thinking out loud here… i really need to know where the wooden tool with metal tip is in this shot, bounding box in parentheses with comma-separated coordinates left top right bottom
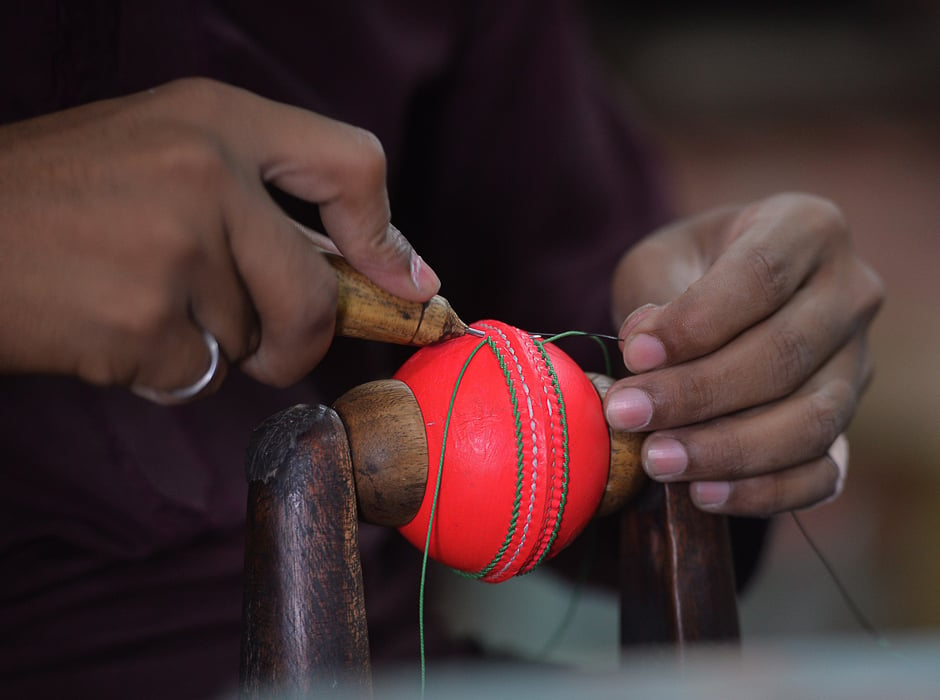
(325, 253, 484, 345)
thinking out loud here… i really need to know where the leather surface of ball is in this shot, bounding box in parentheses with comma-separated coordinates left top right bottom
(395, 320, 610, 583)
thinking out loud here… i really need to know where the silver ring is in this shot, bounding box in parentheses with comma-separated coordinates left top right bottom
(132, 329, 220, 405)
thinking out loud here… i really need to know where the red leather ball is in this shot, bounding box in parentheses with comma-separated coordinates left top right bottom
(395, 320, 610, 583)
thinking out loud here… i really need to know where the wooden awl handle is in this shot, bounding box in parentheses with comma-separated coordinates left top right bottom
(326, 253, 476, 345)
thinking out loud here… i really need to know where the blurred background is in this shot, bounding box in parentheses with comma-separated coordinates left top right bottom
(433, 0, 940, 666)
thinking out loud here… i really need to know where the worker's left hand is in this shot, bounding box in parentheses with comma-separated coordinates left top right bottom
(604, 193, 884, 517)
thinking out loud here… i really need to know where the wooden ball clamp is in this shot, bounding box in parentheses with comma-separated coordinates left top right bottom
(239, 372, 740, 698)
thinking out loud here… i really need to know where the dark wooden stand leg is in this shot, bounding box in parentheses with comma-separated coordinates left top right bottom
(240, 404, 372, 698)
(619, 482, 740, 653)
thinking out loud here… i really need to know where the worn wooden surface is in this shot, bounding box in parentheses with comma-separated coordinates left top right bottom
(619, 481, 740, 650)
(240, 404, 372, 698)
(239, 389, 739, 696)
(334, 379, 428, 526)
(585, 372, 649, 517)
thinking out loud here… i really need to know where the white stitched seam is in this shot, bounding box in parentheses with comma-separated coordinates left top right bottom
(523, 338, 561, 572)
(482, 324, 539, 580)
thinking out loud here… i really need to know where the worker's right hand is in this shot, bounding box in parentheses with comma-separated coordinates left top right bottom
(0, 78, 440, 399)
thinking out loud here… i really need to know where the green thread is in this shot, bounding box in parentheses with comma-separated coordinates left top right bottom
(419, 338, 487, 696)
(541, 330, 614, 377)
(528, 339, 570, 572)
(471, 336, 527, 580)
(791, 512, 891, 648)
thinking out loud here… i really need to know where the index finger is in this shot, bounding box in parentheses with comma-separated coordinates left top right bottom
(253, 101, 441, 302)
(621, 194, 846, 373)
(175, 79, 441, 303)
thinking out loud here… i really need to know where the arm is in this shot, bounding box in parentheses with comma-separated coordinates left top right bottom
(0, 77, 440, 398)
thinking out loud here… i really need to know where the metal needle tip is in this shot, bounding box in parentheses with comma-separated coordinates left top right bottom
(464, 326, 486, 338)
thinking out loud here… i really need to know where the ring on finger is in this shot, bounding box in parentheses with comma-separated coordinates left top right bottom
(132, 328, 220, 405)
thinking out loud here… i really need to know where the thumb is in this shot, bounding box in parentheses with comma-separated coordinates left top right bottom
(328, 218, 441, 304)
(273, 119, 439, 302)
(219, 86, 441, 303)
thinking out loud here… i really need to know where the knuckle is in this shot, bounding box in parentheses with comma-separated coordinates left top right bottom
(803, 386, 848, 454)
(117, 293, 175, 345)
(766, 477, 786, 517)
(664, 297, 722, 356)
(369, 222, 412, 266)
(692, 419, 751, 479)
(822, 456, 841, 496)
(715, 426, 751, 480)
(746, 475, 785, 518)
(160, 77, 230, 115)
(853, 262, 886, 319)
(769, 193, 848, 238)
(801, 194, 847, 233)
(345, 127, 387, 185)
(145, 217, 206, 277)
(723, 440, 753, 481)
(670, 371, 717, 424)
(766, 326, 813, 394)
(154, 130, 229, 189)
(742, 244, 788, 307)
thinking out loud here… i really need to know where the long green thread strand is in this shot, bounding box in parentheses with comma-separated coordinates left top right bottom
(529, 340, 570, 571)
(419, 338, 487, 697)
(472, 338, 527, 580)
(790, 512, 892, 649)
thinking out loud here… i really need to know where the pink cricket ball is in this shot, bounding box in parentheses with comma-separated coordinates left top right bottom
(395, 320, 610, 583)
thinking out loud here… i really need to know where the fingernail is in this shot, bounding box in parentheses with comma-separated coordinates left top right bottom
(623, 333, 666, 373)
(619, 304, 658, 341)
(693, 481, 731, 508)
(645, 437, 688, 479)
(410, 251, 441, 294)
(410, 251, 421, 288)
(605, 387, 653, 431)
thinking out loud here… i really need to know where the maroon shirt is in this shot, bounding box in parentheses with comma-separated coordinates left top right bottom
(0, 2, 668, 697)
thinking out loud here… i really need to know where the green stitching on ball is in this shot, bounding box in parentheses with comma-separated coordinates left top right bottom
(470, 336, 527, 580)
(529, 340, 570, 571)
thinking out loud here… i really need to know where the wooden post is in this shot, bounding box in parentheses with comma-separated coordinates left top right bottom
(240, 404, 371, 698)
(619, 481, 740, 651)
